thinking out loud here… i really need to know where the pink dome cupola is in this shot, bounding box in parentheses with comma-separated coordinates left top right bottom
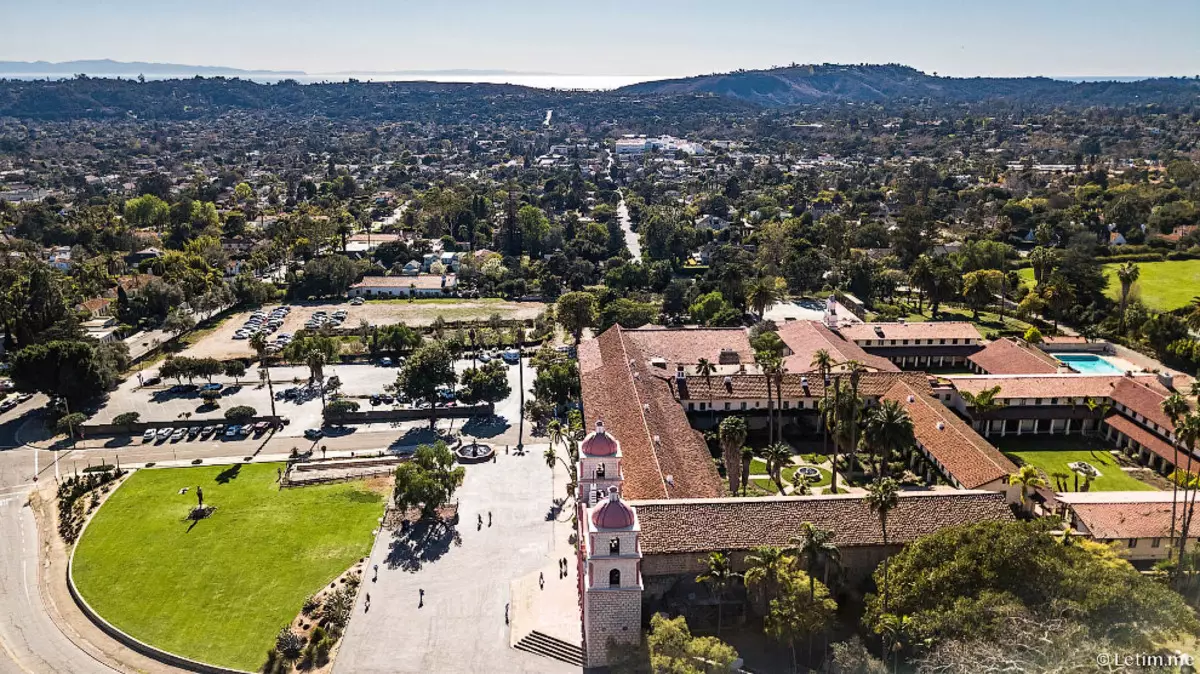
(590, 486, 635, 529)
(581, 420, 620, 457)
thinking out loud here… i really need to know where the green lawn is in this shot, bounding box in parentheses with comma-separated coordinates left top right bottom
(997, 436, 1157, 492)
(73, 463, 384, 670)
(1019, 260, 1200, 311)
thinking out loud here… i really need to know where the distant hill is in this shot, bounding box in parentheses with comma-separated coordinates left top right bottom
(616, 64, 1200, 107)
(0, 59, 304, 77)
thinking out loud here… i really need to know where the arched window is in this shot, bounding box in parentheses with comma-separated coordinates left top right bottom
(609, 537, 620, 555)
(596, 463, 606, 479)
(609, 569, 621, 587)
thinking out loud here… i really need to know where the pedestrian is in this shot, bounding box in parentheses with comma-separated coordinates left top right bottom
(505, 444, 509, 455)
(539, 571, 544, 589)
(373, 564, 378, 582)
(488, 511, 492, 527)
(505, 603, 510, 625)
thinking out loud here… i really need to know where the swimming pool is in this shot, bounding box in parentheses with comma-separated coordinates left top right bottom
(1055, 354, 1124, 375)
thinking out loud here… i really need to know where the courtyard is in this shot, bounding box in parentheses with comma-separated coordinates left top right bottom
(995, 435, 1162, 492)
(72, 462, 386, 671)
(333, 443, 578, 674)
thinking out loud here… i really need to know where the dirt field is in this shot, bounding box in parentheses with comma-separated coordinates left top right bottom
(179, 299, 546, 360)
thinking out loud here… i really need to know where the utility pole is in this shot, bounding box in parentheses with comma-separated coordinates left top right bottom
(517, 329, 526, 450)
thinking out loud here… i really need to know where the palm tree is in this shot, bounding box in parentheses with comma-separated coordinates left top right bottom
(812, 349, 835, 490)
(719, 416, 748, 496)
(866, 478, 901, 613)
(1163, 393, 1191, 561)
(907, 255, 933, 315)
(1188, 296, 1200, 331)
(758, 350, 783, 444)
(846, 362, 865, 478)
(740, 446, 755, 496)
(249, 331, 276, 417)
(696, 357, 716, 421)
(746, 276, 781, 320)
(876, 613, 914, 674)
(863, 400, 914, 478)
(1174, 414, 1200, 581)
(743, 545, 792, 614)
(696, 552, 740, 636)
(1116, 262, 1140, 334)
(960, 385, 1004, 434)
(1007, 465, 1048, 514)
(1028, 246, 1059, 287)
(789, 522, 840, 602)
(762, 442, 794, 494)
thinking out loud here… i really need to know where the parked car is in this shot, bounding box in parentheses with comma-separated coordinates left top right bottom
(156, 427, 173, 440)
(501, 349, 521, 364)
(0, 399, 17, 412)
(142, 429, 157, 442)
(201, 425, 216, 437)
(379, 357, 392, 367)
(378, 394, 394, 404)
(143, 375, 161, 386)
(14, 393, 33, 404)
(187, 426, 201, 438)
(349, 297, 364, 305)
(303, 428, 324, 441)
(224, 425, 241, 438)
(170, 428, 187, 442)
(200, 383, 224, 392)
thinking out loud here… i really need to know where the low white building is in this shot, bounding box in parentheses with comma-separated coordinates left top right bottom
(348, 274, 457, 298)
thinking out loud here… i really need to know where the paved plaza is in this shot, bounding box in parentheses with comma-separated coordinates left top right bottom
(334, 443, 579, 674)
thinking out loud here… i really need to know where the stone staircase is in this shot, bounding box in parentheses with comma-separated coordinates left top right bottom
(513, 630, 584, 668)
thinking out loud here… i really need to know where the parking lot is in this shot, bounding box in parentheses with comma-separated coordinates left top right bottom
(89, 357, 533, 444)
(179, 300, 546, 361)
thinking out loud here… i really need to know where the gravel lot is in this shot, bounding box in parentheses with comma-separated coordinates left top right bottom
(180, 300, 546, 361)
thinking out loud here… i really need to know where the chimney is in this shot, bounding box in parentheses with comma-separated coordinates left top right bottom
(607, 485, 619, 502)
(595, 420, 606, 435)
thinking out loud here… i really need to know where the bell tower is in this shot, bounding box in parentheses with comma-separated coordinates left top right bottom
(580, 486, 642, 668)
(577, 420, 623, 507)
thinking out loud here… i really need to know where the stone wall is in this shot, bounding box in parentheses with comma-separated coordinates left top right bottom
(583, 587, 641, 668)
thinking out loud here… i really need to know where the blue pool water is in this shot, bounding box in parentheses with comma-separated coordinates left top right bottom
(1055, 354, 1124, 375)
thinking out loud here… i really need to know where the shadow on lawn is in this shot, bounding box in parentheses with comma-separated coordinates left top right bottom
(215, 464, 242, 484)
(384, 520, 461, 572)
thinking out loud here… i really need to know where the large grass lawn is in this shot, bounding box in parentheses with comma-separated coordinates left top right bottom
(1019, 260, 1200, 311)
(73, 463, 385, 670)
(997, 436, 1157, 492)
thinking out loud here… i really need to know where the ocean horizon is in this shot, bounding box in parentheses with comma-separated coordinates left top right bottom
(1, 72, 671, 91)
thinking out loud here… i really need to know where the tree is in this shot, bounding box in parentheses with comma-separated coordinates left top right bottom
(458, 360, 512, 406)
(10, 340, 118, 404)
(397, 342, 457, 429)
(863, 400, 914, 478)
(863, 520, 1198, 650)
(392, 442, 465, 519)
(556, 291, 598, 343)
(812, 349, 836, 491)
(223, 360, 246, 385)
(56, 412, 88, 441)
(689, 291, 738, 326)
(790, 522, 841, 603)
(718, 416, 747, 496)
(960, 385, 1004, 418)
(372, 323, 423, 356)
(1163, 393, 1193, 563)
(162, 307, 195, 336)
(1116, 262, 1140, 334)
(1022, 326, 1043, 345)
(765, 571, 837, 672)
(532, 354, 580, 410)
(907, 255, 933, 314)
(646, 613, 738, 674)
(746, 276, 781, 320)
(695, 552, 740, 636)
(960, 269, 1002, 320)
(123, 194, 170, 230)
(326, 399, 361, 419)
(224, 405, 257, 424)
(1007, 465, 1047, 514)
(762, 442, 793, 494)
(743, 546, 793, 615)
(112, 411, 140, 432)
(865, 477, 900, 613)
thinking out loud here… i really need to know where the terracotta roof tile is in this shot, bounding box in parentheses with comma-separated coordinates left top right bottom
(1110, 378, 1174, 430)
(839, 322, 983, 343)
(777, 321, 899, 373)
(950, 374, 1163, 401)
(1104, 415, 1187, 465)
(630, 491, 1014, 554)
(580, 326, 725, 501)
(679, 371, 932, 401)
(882, 381, 1016, 489)
(968, 338, 1062, 375)
(623, 327, 752, 368)
(1069, 501, 1175, 540)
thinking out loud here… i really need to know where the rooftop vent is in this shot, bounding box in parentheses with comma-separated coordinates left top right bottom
(665, 475, 675, 486)
(936, 421, 945, 431)
(718, 348, 740, 365)
(907, 395, 915, 403)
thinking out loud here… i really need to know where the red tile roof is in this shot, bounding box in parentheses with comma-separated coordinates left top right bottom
(580, 326, 725, 501)
(351, 274, 455, 289)
(622, 327, 752, 368)
(630, 491, 1014, 554)
(1104, 415, 1184, 466)
(839, 322, 983, 343)
(882, 381, 1017, 489)
(1110, 378, 1174, 431)
(950, 374, 1162, 401)
(777, 321, 898, 373)
(968, 338, 1062, 375)
(1069, 500, 1175, 540)
(679, 371, 933, 401)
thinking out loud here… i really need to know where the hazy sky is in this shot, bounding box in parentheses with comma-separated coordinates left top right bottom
(4, 0, 1198, 78)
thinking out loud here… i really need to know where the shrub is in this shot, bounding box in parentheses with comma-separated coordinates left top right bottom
(274, 628, 305, 661)
(224, 405, 257, 423)
(82, 464, 116, 473)
(302, 594, 320, 616)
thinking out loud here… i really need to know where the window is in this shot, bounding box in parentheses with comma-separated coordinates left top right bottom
(902, 339, 909, 345)
(1128, 538, 1138, 548)
(688, 403, 694, 411)
(939, 339, 946, 345)
(609, 537, 620, 555)
(609, 569, 621, 586)
(1050, 398, 1058, 405)
(724, 402, 731, 411)
(1152, 538, 1162, 548)
(699, 402, 706, 411)
(782, 400, 790, 409)
(952, 338, 959, 345)
(740, 402, 747, 410)
(596, 464, 606, 479)
(1035, 398, 1042, 405)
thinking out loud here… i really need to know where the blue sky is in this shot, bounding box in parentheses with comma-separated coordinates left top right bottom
(4, 0, 1198, 77)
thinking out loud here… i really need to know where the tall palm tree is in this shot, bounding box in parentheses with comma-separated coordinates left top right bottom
(1170, 411, 1200, 569)
(866, 478, 900, 612)
(740, 447, 755, 496)
(789, 522, 840, 603)
(1163, 393, 1191, 562)
(696, 552, 740, 636)
(746, 276, 781, 320)
(863, 400, 914, 478)
(743, 545, 792, 614)
(696, 357, 716, 421)
(876, 613, 914, 674)
(719, 416, 748, 496)
(1007, 465, 1048, 514)
(820, 379, 845, 493)
(961, 385, 1004, 434)
(812, 349, 835, 490)
(758, 350, 783, 444)
(907, 255, 933, 315)
(1116, 262, 1140, 334)
(762, 442, 793, 494)
(249, 331, 276, 417)
(846, 362, 865, 478)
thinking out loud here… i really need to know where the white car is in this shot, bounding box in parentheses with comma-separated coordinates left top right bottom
(142, 429, 156, 442)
